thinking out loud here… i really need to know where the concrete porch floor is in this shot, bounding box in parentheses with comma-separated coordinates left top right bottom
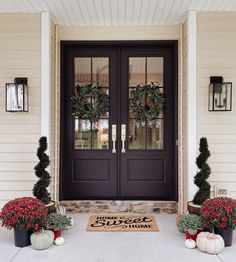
(0, 214, 235, 262)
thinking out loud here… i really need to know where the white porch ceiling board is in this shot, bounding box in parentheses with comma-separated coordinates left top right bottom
(9, 0, 25, 12)
(158, 0, 177, 24)
(118, 0, 126, 26)
(139, 0, 151, 26)
(28, 0, 47, 11)
(125, 0, 134, 26)
(102, 0, 112, 26)
(0, 0, 236, 26)
(152, 0, 170, 25)
(18, 0, 35, 12)
(145, 0, 160, 25)
(131, 0, 142, 25)
(202, 0, 219, 11)
(225, 0, 236, 11)
(165, 0, 184, 24)
(61, 0, 76, 26)
(69, 0, 86, 26)
(94, 0, 105, 25)
(171, 0, 191, 25)
(78, 0, 94, 26)
(110, 0, 118, 26)
(191, 0, 208, 11)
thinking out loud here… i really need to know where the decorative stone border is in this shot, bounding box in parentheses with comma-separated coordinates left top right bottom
(60, 201, 177, 214)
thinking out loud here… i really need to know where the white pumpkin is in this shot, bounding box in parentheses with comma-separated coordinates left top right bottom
(30, 230, 54, 250)
(196, 232, 224, 255)
(185, 239, 196, 249)
(54, 236, 65, 246)
(56, 204, 67, 215)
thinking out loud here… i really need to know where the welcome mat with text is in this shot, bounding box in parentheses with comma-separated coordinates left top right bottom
(87, 215, 159, 232)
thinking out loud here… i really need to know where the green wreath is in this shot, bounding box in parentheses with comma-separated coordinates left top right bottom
(71, 84, 109, 121)
(129, 83, 165, 121)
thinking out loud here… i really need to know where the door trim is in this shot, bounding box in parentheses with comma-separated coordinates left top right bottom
(186, 11, 197, 201)
(59, 40, 178, 201)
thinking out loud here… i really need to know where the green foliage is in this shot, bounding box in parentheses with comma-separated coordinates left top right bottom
(129, 83, 165, 121)
(71, 84, 109, 122)
(177, 214, 202, 235)
(192, 137, 211, 205)
(46, 213, 72, 231)
(33, 137, 51, 205)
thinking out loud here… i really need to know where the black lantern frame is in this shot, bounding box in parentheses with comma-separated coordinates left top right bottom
(6, 78, 28, 112)
(208, 76, 232, 112)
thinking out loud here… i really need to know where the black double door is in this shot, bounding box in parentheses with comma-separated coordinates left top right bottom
(60, 41, 178, 200)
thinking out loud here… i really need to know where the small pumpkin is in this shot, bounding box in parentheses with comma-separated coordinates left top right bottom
(196, 232, 224, 255)
(56, 204, 67, 215)
(54, 236, 65, 246)
(185, 239, 196, 249)
(30, 230, 54, 250)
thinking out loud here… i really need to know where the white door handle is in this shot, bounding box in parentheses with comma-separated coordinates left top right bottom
(121, 124, 126, 153)
(112, 124, 117, 153)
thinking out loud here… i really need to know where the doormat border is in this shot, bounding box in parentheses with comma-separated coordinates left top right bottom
(87, 214, 159, 232)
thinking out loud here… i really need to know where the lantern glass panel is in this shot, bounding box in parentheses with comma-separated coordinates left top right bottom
(209, 82, 232, 111)
(6, 83, 28, 112)
(23, 84, 28, 112)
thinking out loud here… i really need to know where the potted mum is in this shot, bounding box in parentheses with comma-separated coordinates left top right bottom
(0, 197, 47, 247)
(177, 214, 202, 241)
(201, 197, 236, 247)
(46, 213, 72, 240)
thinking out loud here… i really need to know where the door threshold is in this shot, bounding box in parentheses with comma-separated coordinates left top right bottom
(60, 200, 177, 214)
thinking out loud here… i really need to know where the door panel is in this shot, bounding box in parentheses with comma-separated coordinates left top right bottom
(60, 41, 177, 201)
(120, 46, 176, 200)
(61, 46, 118, 199)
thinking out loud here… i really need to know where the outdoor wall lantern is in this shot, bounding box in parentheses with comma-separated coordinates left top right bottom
(6, 78, 28, 112)
(209, 76, 232, 112)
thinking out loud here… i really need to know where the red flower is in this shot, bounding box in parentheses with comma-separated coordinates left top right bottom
(201, 197, 236, 230)
(0, 197, 47, 231)
(26, 222, 32, 229)
(220, 222, 226, 228)
(221, 216, 227, 222)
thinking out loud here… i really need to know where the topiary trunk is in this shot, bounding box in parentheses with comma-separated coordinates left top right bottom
(33, 136, 51, 204)
(192, 137, 211, 205)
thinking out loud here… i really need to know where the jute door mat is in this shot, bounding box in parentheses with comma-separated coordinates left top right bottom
(87, 215, 159, 232)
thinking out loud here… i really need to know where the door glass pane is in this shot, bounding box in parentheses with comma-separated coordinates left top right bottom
(128, 56, 164, 150)
(92, 120, 109, 149)
(74, 58, 91, 85)
(147, 57, 164, 87)
(147, 119, 164, 149)
(75, 119, 91, 149)
(129, 57, 145, 87)
(129, 119, 145, 150)
(74, 57, 109, 150)
(92, 58, 109, 87)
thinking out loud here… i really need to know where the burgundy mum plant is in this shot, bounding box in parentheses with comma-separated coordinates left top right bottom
(0, 197, 47, 231)
(201, 197, 236, 229)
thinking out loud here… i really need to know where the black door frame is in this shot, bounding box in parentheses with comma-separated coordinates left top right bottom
(60, 40, 178, 201)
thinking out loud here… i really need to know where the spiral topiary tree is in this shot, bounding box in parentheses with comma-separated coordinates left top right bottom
(33, 136, 51, 204)
(192, 137, 211, 205)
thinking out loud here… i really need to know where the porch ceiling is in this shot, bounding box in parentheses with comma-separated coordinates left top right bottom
(0, 0, 236, 26)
